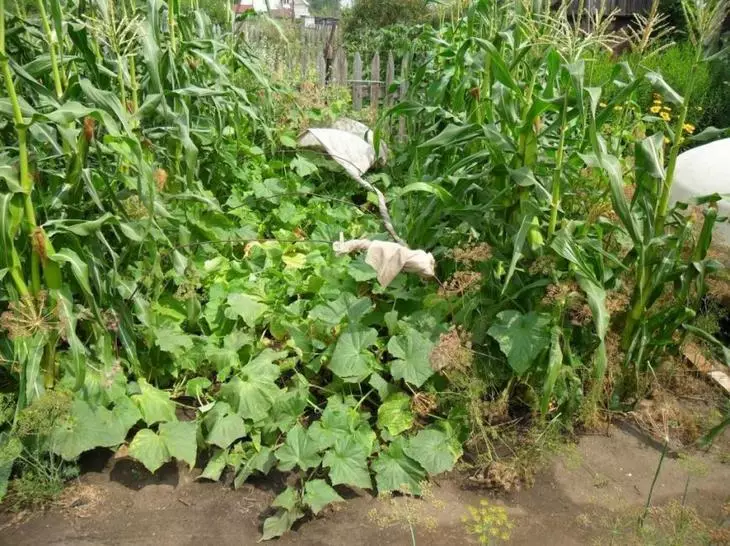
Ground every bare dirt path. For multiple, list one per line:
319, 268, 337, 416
2, 424, 729, 546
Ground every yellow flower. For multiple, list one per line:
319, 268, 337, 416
683, 123, 696, 134
660, 111, 671, 121
653, 98, 662, 105
614, 105, 623, 111
599, 102, 607, 108
649, 105, 662, 113
662, 106, 671, 112
664, 137, 670, 144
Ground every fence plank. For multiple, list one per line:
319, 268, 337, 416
370, 52, 380, 113
399, 54, 410, 141
385, 51, 395, 108
335, 48, 347, 85
352, 52, 363, 111
316, 53, 326, 86
300, 48, 308, 81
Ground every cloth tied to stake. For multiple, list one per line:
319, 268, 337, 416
333, 236, 436, 288
298, 120, 401, 244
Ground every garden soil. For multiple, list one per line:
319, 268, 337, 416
1, 424, 728, 546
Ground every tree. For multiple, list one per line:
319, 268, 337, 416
342, 0, 428, 34
309, 0, 340, 17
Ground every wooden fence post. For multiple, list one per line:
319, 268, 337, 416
334, 48, 347, 85
385, 51, 395, 108
352, 52, 362, 111
370, 52, 380, 114
316, 53, 326, 86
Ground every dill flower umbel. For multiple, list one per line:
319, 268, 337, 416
438, 271, 482, 296
451, 242, 492, 267
0, 292, 58, 340
462, 499, 514, 543
429, 327, 473, 373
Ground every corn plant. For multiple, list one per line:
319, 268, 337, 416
383, 0, 729, 415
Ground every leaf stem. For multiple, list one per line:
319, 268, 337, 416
548, 90, 570, 239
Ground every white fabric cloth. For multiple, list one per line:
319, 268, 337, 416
298, 124, 402, 244
331, 117, 388, 164
333, 237, 436, 287
298, 128, 375, 179
672, 138, 730, 245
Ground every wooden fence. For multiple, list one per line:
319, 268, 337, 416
301, 49, 409, 114
238, 22, 410, 118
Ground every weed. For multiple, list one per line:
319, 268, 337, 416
462, 499, 513, 544
367, 482, 443, 545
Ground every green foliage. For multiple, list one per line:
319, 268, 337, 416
589, 40, 730, 129
309, 0, 339, 17
381, 0, 730, 445
342, 0, 429, 34
0, 0, 728, 538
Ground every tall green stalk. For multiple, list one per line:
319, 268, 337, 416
548, 90, 570, 238
129, 54, 139, 113
653, 45, 703, 237
35, 0, 64, 100
168, 0, 177, 52
0, 0, 40, 296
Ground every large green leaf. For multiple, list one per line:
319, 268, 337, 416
387, 330, 434, 387
275, 423, 321, 471
488, 311, 551, 375
128, 429, 170, 474
198, 448, 228, 481
224, 293, 267, 327
309, 293, 373, 325
206, 413, 247, 449
51, 399, 139, 460
372, 438, 425, 495
159, 421, 197, 469
154, 327, 194, 354
303, 479, 343, 514
403, 428, 458, 475
328, 327, 378, 383
261, 508, 304, 541
377, 393, 414, 436
132, 379, 177, 425
218, 350, 284, 421
322, 436, 372, 490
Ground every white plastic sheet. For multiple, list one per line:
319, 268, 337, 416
672, 138, 730, 245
